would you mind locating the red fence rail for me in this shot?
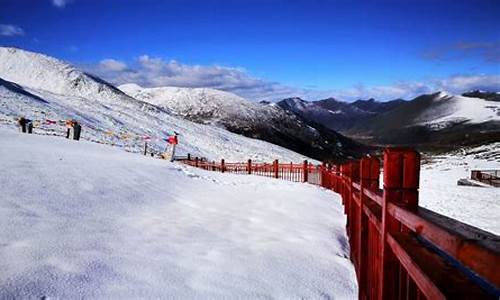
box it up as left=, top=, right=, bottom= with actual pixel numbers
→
left=178, top=150, right=500, bottom=299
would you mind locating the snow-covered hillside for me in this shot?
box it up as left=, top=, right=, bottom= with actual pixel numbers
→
left=0, top=47, right=311, bottom=162
left=416, top=92, right=500, bottom=129
left=119, top=83, right=272, bottom=122
left=0, top=47, right=133, bottom=106
left=118, top=83, right=367, bottom=161
left=0, top=129, right=357, bottom=298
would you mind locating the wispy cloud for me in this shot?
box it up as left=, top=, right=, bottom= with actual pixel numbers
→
left=99, top=59, right=128, bottom=72
left=326, top=74, right=500, bottom=101
left=51, top=0, right=72, bottom=8
left=83, top=55, right=500, bottom=102
left=0, top=24, right=25, bottom=37
left=422, top=41, right=500, bottom=63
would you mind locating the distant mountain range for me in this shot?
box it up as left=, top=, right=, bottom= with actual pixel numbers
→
left=277, top=91, right=500, bottom=151
left=0, top=46, right=498, bottom=159
left=277, top=97, right=405, bottom=132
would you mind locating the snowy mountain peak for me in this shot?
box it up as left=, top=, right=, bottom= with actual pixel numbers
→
left=280, top=97, right=314, bottom=111
left=432, top=91, right=452, bottom=101
left=0, top=47, right=130, bottom=104
left=118, top=83, right=262, bottom=121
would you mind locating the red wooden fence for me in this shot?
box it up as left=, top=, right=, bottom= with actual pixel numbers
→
left=179, top=149, right=500, bottom=300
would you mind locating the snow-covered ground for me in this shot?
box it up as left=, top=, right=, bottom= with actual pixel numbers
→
left=0, top=129, right=357, bottom=299
left=419, top=143, right=500, bottom=235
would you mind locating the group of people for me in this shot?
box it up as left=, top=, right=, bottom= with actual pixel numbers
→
left=17, top=117, right=82, bottom=141
left=65, top=119, right=82, bottom=140
left=17, top=117, right=33, bottom=134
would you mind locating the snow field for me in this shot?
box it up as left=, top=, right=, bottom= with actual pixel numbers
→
left=419, top=144, right=500, bottom=235
left=0, top=129, right=357, bottom=298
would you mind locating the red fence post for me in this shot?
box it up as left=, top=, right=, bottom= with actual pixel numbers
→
left=333, top=164, right=339, bottom=192
left=342, top=163, right=352, bottom=215
left=248, top=159, right=252, bottom=174
left=303, top=160, right=308, bottom=182
left=274, top=159, right=279, bottom=178
left=221, top=159, right=225, bottom=173
left=321, top=162, right=327, bottom=187
left=359, top=156, right=380, bottom=300
left=379, top=148, right=420, bottom=300
left=348, top=161, right=360, bottom=253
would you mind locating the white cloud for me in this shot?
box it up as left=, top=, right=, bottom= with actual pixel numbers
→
left=83, top=55, right=500, bottom=102
left=422, top=41, right=500, bottom=63
left=87, top=55, right=290, bottom=100
left=329, top=75, right=500, bottom=101
left=433, top=74, right=500, bottom=92
left=0, top=24, right=25, bottom=37
left=52, top=0, right=71, bottom=8
left=99, top=59, right=128, bottom=72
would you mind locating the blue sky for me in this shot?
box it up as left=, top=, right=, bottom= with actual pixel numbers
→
left=1, top=0, right=499, bottom=101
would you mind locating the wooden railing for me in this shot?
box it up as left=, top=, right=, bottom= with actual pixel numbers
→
left=178, top=149, right=500, bottom=300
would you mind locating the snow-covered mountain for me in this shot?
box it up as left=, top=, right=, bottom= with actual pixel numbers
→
left=413, top=92, right=499, bottom=128
left=0, top=47, right=136, bottom=106
left=349, top=92, right=500, bottom=149
left=119, top=83, right=367, bottom=161
left=277, top=91, right=499, bottom=150
left=119, top=83, right=266, bottom=122
left=461, top=90, right=500, bottom=102
left=0, top=47, right=314, bottom=162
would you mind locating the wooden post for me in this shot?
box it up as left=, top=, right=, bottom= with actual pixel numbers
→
left=379, top=148, right=420, bottom=300
left=248, top=159, right=252, bottom=174
left=221, top=159, right=225, bottom=173
left=187, top=153, right=191, bottom=161
left=348, top=161, right=360, bottom=253
left=144, top=142, right=148, bottom=155
left=274, top=159, right=279, bottom=178
left=342, top=163, right=351, bottom=215
left=358, top=156, right=380, bottom=300
left=195, top=157, right=199, bottom=168
left=321, top=162, right=327, bottom=187
left=303, top=160, right=308, bottom=183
